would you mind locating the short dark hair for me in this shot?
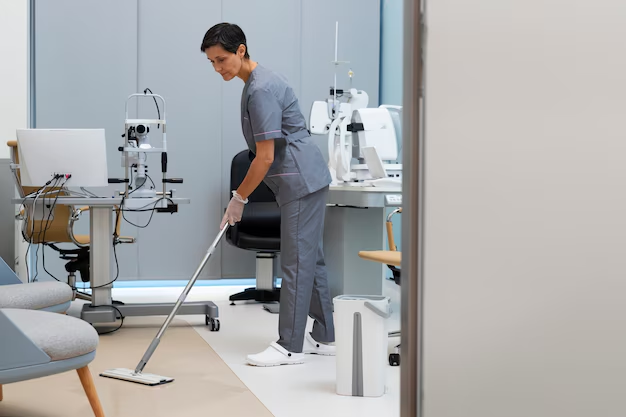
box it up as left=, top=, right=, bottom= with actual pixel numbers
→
left=200, top=23, right=250, bottom=59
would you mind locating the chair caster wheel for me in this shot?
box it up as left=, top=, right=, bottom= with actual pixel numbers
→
left=230, top=302, right=236, bottom=306
left=389, top=353, right=400, bottom=366
left=206, top=316, right=220, bottom=331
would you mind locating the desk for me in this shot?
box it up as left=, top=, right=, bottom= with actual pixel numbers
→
left=324, top=185, right=402, bottom=298
left=14, top=197, right=220, bottom=326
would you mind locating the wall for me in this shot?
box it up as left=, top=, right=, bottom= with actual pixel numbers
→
left=422, top=0, right=626, bottom=415
left=0, top=0, right=28, bottom=271
left=380, top=0, right=403, bottom=106
left=0, top=0, right=28, bottom=159
left=31, top=0, right=380, bottom=282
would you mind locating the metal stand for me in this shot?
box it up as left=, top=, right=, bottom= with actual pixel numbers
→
left=69, top=198, right=214, bottom=326
left=229, top=253, right=281, bottom=313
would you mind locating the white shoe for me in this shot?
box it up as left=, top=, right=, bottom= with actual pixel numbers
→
left=246, top=342, right=305, bottom=367
left=303, top=332, right=336, bottom=356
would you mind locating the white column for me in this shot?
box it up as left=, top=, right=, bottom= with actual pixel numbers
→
left=0, top=0, right=29, bottom=280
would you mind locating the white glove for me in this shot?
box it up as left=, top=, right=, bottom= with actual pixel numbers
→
left=220, top=191, right=248, bottom=229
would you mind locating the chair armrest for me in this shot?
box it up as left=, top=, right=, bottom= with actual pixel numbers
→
left=72, top=206, right=90, bottom=219
left=68, top=206, right=91, bottom=247
left=0, top=310, right=50, bottom=371
left=69, top=205, right=134, bottom=245
left=385, top=208, right=402, bottom=251
left=358, top=250, right=402, bottom=267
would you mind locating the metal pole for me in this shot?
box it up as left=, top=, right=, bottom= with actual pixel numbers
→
left=401, top=0, right=424, bottom=416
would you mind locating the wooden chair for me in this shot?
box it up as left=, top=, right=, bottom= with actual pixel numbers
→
left=7, top=140, right=134, bottom=293
left=358, top=208, right=402, bottom=268
left=358, top=207, right=402, bottom=366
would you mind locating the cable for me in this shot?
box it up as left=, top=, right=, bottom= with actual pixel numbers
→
left=128, top=164, right=139, bottom=194
left=80, top=187, right=99, bottom=198
left=89, top=226, right=121, bottom=289
left=35, top=176, right=64, bottom=281
left=22, top=183, right=48, bottom=282
left=147, top=174, right=156, bottom=190
left=32, top=176, right=63, bottom=281
left=40, top=176, right=70, bottom=282
left=120, top=196, right=174, bottom=229
left=143, top=88, right=161, bottom=128
left=23, top=179, right=55, bottom=281
left=91, top=304, right=125, bottom=335
left=129, top=173, right=155, bottom=196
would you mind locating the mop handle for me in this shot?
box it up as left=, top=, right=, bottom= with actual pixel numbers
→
left=134, top=224, right=230, bottom=374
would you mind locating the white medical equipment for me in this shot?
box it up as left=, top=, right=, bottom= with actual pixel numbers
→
left=309, top=22, right=402, bottom=186
left=311, top=97, right=403, bottom=186
left=15, top=129, right=109, bottom=188
left=111, top=92, right=183, bottom=209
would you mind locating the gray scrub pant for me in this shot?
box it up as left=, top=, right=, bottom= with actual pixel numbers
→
left=277, top=185, right=335, bottom=353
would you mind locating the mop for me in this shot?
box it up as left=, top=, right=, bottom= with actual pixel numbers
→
left=100, top=224, right=229, bottom=385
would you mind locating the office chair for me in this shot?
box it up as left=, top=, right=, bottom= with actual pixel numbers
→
left=358, top=207, right=402, bottom=366
left=226, top=150, right=281, bottom=310
left=7, top=140, right=134, bottom=299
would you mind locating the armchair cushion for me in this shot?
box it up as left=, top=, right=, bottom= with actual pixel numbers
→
left=0, top=282, right=73, bottom=311
left=2, top=308, right=98, bottom=361
left=231, top=233, right=281, bottom=251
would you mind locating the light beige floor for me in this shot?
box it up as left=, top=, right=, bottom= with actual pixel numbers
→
left=0, top=317, right=273, bottom=417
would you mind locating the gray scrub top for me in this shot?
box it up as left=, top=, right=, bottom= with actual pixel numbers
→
left=241, top=64, right=331, bottom=206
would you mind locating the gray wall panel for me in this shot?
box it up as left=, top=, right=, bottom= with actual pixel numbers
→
left=135, top=0, right=223, bottom=279
left=31, top=1, right=380, bottom=282
left=33, top=0, right=138, bottom=282
left=218, top=0, right=302, bottom=278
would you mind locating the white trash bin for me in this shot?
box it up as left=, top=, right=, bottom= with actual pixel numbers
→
left=333, top=295, right=391, bottom=397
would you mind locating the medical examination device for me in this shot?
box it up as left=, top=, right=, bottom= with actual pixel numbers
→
left=100, top=224, right=230, bottom=385
left=110, top=92, right=183, bottom=209
left=309, top=22, right=403, bottom=187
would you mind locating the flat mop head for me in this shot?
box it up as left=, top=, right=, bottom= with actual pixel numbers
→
left=100, top=368, right=174, bottom=386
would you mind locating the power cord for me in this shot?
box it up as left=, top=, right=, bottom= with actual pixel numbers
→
left=40, top=176, right=70, bottom=282
left=120, top=195, right=174, bottom=229
left=32, top=176, right=63, bottom=281
left=143, top=88, right=161, bottom=128
left=23, top=177, right=58, bottom=281
left=89, top=226, right=121, bottom=289
left=91, top=304, right=125, bottom=335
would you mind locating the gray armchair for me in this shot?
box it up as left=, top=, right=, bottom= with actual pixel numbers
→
left=0, top=257, right=73, bottom=313
left=0, top=308, right=104, bottom=416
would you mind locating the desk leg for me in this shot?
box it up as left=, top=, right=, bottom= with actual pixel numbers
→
left=89, top=206, right=113, bottom=307
left=323, top=206, right=386, bottom=298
